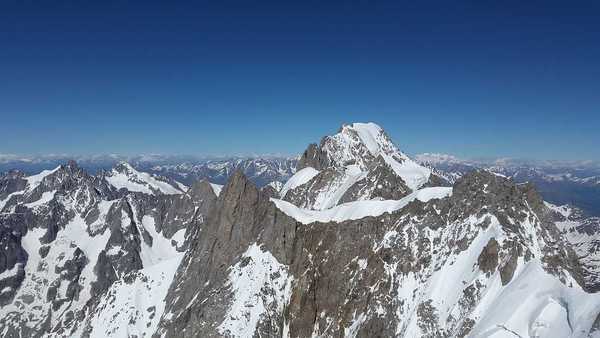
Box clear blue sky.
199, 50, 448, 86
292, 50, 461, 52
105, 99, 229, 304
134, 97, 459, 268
1, 1, 599, 160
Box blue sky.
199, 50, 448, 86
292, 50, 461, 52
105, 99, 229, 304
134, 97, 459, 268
1, 1, 599, 160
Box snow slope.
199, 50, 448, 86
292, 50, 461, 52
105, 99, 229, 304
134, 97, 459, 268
351, 123, 431, 190
470, 261, 600, 337
24, 166, 60, 189
280, 167, 320, 198
217, 244, 293, 338
86, 257, 183, 338
106, 162, 183, 195
0, 212, 112, 335
210, 183, 223, 197
272, 187, 452, 224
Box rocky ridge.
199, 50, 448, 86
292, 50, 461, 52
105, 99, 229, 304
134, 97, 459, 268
0, 161, 215, 337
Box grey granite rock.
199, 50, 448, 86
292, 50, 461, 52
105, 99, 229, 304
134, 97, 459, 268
297, 143, 329, 171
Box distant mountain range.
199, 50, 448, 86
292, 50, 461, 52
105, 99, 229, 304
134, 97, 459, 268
2, 151, 598, 216
415, 153, 600, 216
0, 154, 298, 188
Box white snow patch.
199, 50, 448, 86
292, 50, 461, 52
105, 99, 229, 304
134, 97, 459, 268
24, 166, 59, 189
24, 190, 56, 208
344, 312, 367, 338
0, 263, 22, 280
210, 183, 223, 197
0, 191, 23, 211
545, 201, 573, 219
0, 211, 112, 332
352, 122, 385, 155
138, 214, 181, 267
267, 181, 284, 192
89, 200, 116, 234
217, 243, 293, 338
347, 123, 431, 190
87, 257, 183, 338
381, 153, 432, 191
272, 187, 452, 224
310, 165, 366, 210
106, 245, 122, 256
171, 229, 186, 248
175, 181, 189, 192
106, 162, 182, 195
356, 258, 368, 270
471, 261, 600, 338
280, 167, 320, 198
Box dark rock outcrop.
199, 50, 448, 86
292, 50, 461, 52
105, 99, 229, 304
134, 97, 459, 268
297, 143, 329, 171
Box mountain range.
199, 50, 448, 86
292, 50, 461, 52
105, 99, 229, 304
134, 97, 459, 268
1, 122, 599, 337
3, 147, 599, 217
416, 153, 600, 217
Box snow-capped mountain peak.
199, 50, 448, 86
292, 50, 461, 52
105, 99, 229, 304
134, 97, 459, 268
286, 122, 437, 210
338, 122, 406, 159
321, 122, 407, 168
105, 161, 184, 195
323, 122, 431, 190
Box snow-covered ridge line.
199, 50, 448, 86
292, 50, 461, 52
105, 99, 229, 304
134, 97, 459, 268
25, 166, 60, 190
271, 187, 453, 224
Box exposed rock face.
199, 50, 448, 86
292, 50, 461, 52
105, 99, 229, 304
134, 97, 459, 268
260, 184, 280, 199
0, 160, 216, 337
283, 167, 348, 209
0, 224, 27, 306
297, 143, 329, 171
154, 167, 600, 338
478, 238, 499, 275
422, 170, 452, 187
0, 171, 27, 202
156, 170, 298, 337
339, 156, 412, 203
550, 202, 600, 291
